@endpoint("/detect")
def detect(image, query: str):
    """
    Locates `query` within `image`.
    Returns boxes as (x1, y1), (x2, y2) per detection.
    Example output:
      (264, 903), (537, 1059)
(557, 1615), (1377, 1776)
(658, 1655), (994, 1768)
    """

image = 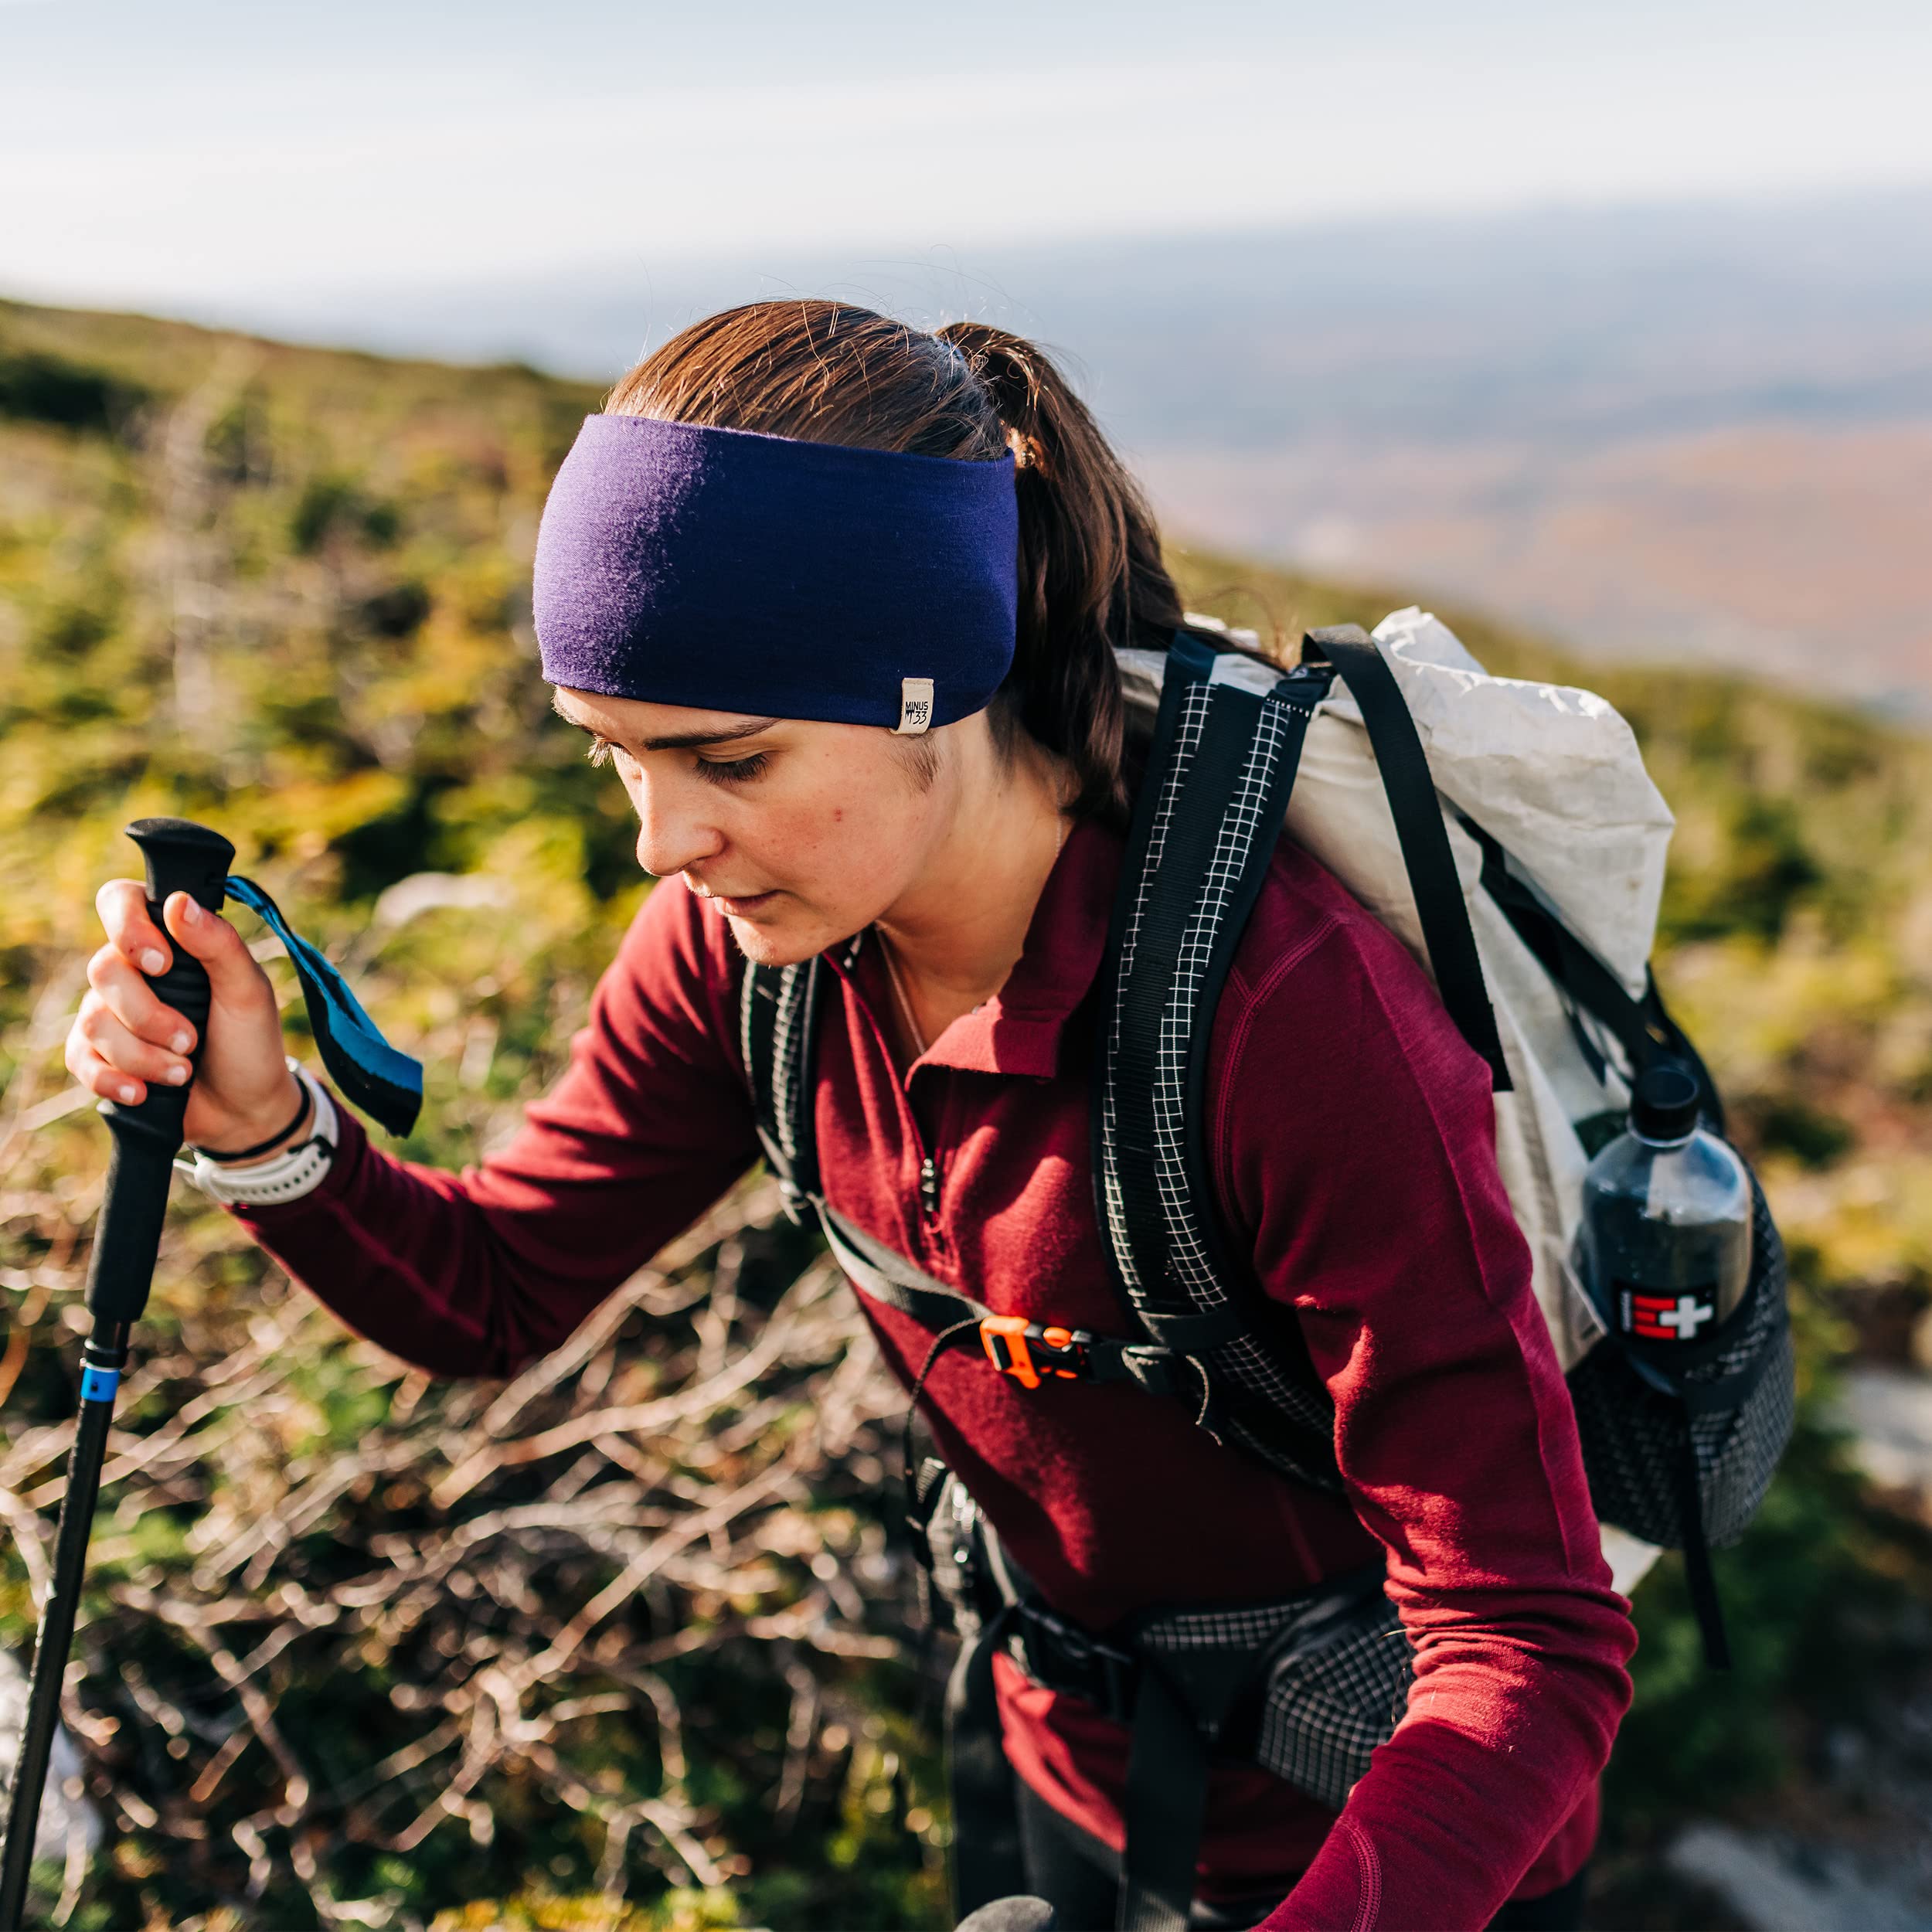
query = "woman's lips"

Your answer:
(712, 889), (778, 917)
